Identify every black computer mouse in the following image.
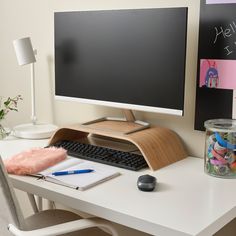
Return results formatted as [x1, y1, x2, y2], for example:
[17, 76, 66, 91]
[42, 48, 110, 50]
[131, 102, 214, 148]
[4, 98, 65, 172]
[137, 174, 156, 192]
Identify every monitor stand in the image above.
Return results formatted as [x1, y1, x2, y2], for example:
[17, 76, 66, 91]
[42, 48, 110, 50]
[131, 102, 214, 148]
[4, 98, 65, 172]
[82, 109, 150, 135]
[49, 114, 187, 171]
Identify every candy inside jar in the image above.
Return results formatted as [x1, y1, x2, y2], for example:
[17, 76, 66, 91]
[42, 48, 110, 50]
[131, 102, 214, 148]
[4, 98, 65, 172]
[204, 119, 236, 178]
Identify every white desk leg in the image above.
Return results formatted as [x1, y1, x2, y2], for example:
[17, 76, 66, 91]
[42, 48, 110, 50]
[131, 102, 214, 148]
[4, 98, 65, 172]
[28, 194, 54, 211]
[47, 200, 55, 209]
[36, 195, 43, 211]
[27, 193, 39, 213]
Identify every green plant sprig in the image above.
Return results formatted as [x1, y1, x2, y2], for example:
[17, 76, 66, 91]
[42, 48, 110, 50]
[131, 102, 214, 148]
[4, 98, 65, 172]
[0, 95, 23, 120]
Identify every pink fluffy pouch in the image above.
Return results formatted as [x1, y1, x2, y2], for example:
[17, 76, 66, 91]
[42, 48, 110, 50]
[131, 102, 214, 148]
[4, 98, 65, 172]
[4, 147, 67, 175]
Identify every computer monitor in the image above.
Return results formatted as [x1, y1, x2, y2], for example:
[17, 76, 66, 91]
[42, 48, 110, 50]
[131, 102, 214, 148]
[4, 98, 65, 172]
[54, 8, 188, 117]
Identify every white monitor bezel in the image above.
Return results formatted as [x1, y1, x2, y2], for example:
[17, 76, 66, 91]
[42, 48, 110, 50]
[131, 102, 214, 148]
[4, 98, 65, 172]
[55, 95, 183, 116]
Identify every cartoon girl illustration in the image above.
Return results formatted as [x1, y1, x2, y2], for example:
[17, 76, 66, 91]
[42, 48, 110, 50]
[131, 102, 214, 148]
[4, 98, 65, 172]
[205, 60, 219, 88]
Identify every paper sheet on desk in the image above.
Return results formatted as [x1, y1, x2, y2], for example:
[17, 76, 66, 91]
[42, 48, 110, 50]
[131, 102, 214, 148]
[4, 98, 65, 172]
[44, 161, 120, 190]
[39, 158, 82, 176]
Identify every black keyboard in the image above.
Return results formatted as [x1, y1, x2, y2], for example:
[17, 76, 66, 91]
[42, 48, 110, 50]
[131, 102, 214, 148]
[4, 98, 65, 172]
[50, 140, 148, 171]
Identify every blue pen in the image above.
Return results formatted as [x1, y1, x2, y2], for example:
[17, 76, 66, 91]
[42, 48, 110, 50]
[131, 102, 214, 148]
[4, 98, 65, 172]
[52, 169, 94, 176]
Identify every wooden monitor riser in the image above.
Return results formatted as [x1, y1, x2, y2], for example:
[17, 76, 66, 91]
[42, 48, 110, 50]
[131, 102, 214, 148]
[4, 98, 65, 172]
[49, 120, 187, 171]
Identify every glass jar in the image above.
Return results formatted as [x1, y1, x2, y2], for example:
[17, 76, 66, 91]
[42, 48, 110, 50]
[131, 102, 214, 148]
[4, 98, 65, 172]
[204, 119, 236, 178]
[0, 124, 11, 140]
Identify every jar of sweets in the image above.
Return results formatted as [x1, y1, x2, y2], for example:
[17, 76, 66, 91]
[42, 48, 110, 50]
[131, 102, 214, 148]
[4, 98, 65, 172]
[204, 119, 236, 178]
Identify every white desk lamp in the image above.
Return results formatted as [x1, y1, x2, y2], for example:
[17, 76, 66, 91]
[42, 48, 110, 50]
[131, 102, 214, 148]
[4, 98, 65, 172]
[13, 37, 57, 139]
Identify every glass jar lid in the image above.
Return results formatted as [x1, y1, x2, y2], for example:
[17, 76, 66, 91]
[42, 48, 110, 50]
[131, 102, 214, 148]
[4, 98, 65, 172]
[204, 119, 236, 132]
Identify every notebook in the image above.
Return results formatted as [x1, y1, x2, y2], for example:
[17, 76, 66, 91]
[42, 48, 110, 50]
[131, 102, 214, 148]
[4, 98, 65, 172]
[36, 158, 120, 190]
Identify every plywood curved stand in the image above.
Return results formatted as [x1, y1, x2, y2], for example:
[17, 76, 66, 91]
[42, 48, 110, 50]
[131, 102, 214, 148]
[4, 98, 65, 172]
[49, 120, 187, 171]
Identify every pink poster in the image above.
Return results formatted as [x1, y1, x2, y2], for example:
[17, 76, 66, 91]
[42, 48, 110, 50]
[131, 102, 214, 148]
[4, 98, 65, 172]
[206, 0, 236, 3]
[199, 59, 236, 89]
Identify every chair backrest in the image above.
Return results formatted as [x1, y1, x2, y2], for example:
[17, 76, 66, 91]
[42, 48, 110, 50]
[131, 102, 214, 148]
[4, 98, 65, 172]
[0, 156, 26, 235]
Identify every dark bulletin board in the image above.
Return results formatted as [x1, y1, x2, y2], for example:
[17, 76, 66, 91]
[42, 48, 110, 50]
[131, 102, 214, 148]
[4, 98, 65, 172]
[195, 0, 236, 130]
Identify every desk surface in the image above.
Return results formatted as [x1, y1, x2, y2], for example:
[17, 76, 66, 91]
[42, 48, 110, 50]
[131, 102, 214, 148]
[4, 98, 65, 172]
[1, 137, 236, 236]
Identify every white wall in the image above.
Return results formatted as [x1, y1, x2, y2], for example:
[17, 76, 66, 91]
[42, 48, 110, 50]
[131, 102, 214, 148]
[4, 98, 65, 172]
[0, 0, 205, 157]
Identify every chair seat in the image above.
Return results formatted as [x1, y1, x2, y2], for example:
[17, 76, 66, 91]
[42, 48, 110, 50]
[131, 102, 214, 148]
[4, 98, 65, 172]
[0, 155, 117, 236]
[25, 209, 111, 236]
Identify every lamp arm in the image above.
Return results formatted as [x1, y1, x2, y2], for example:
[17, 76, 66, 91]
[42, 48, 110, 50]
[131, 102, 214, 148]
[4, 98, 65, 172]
[30, 63, 37, 125]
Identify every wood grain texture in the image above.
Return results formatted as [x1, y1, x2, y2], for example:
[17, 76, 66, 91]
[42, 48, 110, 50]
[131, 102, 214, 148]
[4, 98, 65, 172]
[49, 127, 89, 145]
[49, 121, 187, 171]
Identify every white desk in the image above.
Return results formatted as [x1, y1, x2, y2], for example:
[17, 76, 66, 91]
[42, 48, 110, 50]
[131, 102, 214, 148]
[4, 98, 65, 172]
[1, 137, 236, 236]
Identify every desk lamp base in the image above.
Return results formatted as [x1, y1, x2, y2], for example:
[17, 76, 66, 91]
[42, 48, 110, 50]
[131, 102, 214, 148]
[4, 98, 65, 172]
[13, 123, 58, 139]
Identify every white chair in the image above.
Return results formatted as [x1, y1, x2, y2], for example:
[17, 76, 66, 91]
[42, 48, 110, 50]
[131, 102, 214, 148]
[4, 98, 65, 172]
[0, 156, 118, 236]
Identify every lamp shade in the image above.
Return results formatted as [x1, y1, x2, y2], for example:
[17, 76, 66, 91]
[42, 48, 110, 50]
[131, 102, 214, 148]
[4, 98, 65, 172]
[13, 37, 36, 66]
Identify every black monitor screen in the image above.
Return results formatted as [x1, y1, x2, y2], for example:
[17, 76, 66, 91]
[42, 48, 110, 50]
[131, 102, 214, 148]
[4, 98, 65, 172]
[55, 8, 188, 115]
